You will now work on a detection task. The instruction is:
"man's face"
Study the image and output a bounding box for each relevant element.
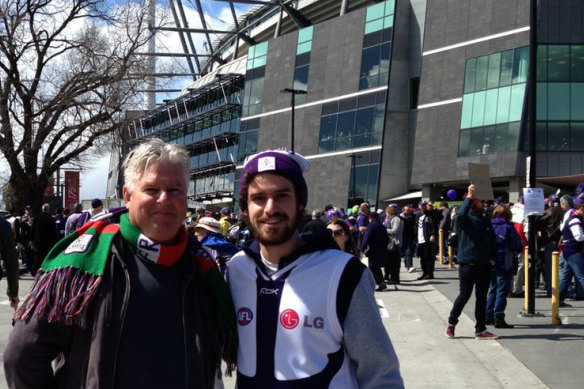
[419,204,426,214]
[194,227,207,241]
[561,202,569,212]
[123,160,187,244]
[246,173,300,247]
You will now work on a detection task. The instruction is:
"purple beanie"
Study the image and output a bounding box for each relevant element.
[239,149,310,207]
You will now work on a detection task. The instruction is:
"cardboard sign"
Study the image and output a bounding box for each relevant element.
[468,163,494,200]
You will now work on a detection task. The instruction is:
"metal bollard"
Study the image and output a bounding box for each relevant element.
[448,246,454,269]
[551,251,561,325]
[439,229,444,265]
[524,246,529,312]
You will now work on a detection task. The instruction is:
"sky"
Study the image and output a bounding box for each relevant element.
[79,0,253,201]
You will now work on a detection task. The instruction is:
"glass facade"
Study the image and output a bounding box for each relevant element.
[348,150,381,207]
[458,47,528,156]
[359,0,394,90]
[318,91,386,153]
[238,118,260,163]
[527,44,584,151]
[293,26,313,105]
[243,42,268,117]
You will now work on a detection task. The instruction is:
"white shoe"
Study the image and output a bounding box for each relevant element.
[408,267,416,273]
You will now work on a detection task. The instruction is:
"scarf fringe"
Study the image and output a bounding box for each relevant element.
[217,328,238,378]
[14,267,101,328]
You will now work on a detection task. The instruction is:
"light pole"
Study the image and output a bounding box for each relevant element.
[280,88,307,152]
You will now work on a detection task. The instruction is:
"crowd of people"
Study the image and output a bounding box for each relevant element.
[1,136,583,388]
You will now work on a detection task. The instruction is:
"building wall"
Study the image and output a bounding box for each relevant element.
[412,0,530,186]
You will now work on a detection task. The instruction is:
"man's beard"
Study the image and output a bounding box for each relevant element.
[250,212,298,246]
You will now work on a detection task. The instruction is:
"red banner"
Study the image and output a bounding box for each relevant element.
[64,171,80,209]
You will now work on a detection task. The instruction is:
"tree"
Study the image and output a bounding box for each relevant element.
[0,0,162,212]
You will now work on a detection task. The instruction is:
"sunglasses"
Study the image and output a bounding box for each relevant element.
[330,229,344,237]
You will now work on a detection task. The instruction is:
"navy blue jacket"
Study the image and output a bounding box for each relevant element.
[491,217,524,273]
[456,198,497,266]
[361,218,389,268]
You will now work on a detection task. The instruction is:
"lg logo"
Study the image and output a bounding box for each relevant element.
[280,309,324,330]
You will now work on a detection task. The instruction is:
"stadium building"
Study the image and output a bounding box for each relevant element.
[108,0,584,211]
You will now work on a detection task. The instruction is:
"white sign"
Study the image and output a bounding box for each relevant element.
[526,156,531,188]
[522,187,545,216]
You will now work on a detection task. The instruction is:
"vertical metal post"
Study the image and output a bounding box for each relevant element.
[448,246,454,269]
[524,245,529,312]
[439,229,444,265]
[290,92,295,152]
[526,0,538,315]
[551,251,561,325]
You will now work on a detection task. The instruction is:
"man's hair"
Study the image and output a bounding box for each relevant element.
[73,203,83,213]
[560,195,575,209]
[492,204,512,220]
[359,202,370,212]
[42,203,50,213]
[386,206,397,216]
[122,138,189,193]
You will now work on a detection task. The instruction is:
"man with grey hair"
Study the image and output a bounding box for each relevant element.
[4,138,236,389]
[558,195,584,307]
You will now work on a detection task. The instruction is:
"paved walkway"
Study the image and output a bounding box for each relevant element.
[2,259,583,388]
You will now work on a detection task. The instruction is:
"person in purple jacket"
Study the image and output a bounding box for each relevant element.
[486,205,524,328]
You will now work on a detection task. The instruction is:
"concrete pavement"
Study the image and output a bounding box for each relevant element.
[2,259,583,388]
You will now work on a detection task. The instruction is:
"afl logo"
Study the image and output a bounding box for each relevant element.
[237,307,253,326]
[280,309,300,329]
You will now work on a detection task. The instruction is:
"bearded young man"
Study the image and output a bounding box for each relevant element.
[4,139,236,389]
[227,149,403,388]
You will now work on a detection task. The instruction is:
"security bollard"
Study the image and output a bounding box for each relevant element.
[524,246,529,312]
[439,229,444,265]
[551,251,561,325]
[448,246,454,269]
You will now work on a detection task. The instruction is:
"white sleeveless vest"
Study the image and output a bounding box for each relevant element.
[227,248,359,388]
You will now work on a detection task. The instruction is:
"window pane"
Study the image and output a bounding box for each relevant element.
[512,46,529,84]
[293,66,309,92]
[471,91,486,127]
[296,41,312,55]
[383,15,394,29]
[365,19,384,34]
[500,50,514,86]
[355,107,374,135]
[254,55,266,68]
[537,82,548,120]
[494,124,508,153]
[571,122,584,151]
[367,164,379,204]
[571,83,584,120]
[297,26,313,44]
[460,94,474,129]
[354,166,369,200]
[507,122,520,151]
[373,105,385,132]
[360,45,381,78]
[319,140,334,153]
[469,127,484,155]
[496,86,511,123]
[509,83,526,122]
[548,83,570,120]
[336,137,351,151]
[547,122,569,151]
[337,111,356,139]
[354,134,372,148]
[366,2,385,22]
[254,42,268,58]
[475,56,489,91]
[537,45,548,81]
[536,121,547,151]
[482,125,495,154]
[464,58,477,93]
[484,89,498,125]
[379,43,391,74]
[487,53,501,89]
[548,45,570,82]
[458,130,470,157]
[571,45,584,81]
[319,115,337,142]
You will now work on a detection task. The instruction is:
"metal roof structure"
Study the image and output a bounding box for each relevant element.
[150,0,373,91]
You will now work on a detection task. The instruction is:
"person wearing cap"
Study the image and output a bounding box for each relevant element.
[4,138,236,389]
[536,193,563,297]
[75,198,104,230]
[195,216,238,274]
[445,184,499,340]
[227,149,403,388]
[219,207,232,236]
[416,200,438,280]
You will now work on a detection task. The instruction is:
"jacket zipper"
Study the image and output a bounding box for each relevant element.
[111,252,131,389]
[182,272,194,388]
